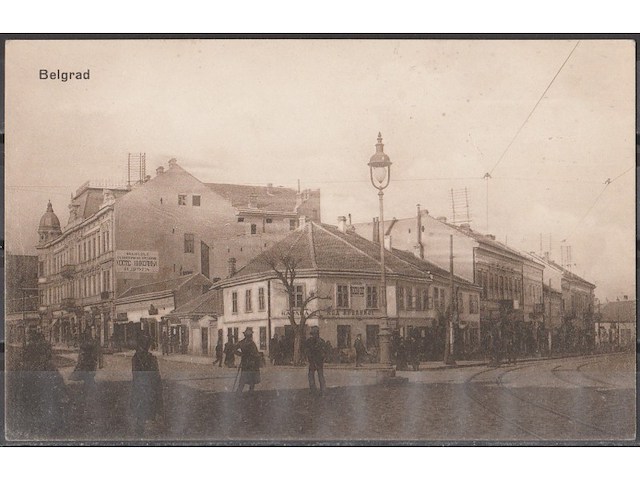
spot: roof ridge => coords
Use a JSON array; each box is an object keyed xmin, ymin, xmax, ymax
[{"xmin": 314, "ymin": 222, "xmax": 395, "ymax": 274}]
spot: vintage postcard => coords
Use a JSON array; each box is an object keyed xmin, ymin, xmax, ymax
[{"xmin": 3, "ymin": 38, "xmax": 636, "ymax": 444}]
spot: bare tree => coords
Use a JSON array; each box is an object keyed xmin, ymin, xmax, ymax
[{"xmin": 264, "ymin": 252, "xmax": 331, "ymax": 365}]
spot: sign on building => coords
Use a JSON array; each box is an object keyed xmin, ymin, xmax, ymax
[{"xmin": 115, "ymin": 250, "xmax": 159, "ymax": 273}]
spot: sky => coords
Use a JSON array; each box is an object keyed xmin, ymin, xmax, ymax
[{"xmin": 4, "ymin": 39, "xmax": 635, "ymax": 302}]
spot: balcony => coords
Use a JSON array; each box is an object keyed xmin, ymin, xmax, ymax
[
  {"xmin": 60, "ymin": 264, "xmax": 76, "ymax": 279},
  {"xmin": 61, "ymin": 297, "xmax": 76, "ymax": 311}
]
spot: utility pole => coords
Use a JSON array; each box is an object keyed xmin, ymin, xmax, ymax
[
  {"xmin": 444, "ymin": 234, "xmax": 457, "ymax": 365},
  {"xmin": 483, "ymin": 172, "xmax": 491, "ymax": 231}
]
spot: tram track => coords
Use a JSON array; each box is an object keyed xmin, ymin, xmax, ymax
[{"xmin": 463, "ymin": 358, "xmax": 619, "ymax": 439}]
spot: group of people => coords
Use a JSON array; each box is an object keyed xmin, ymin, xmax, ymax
[{"xmin": 268, "ymin": 333, "xmax": 295, "ymax": 365}]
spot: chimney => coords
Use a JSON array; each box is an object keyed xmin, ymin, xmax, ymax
[
  {"xmin": 623, "ymin": 295, "xmax": 628, "ymax": 301},
  {"xmin": 249, "ymin": 193, "xmax": 258, "ymax": 209},
  {"xmin": 460, "ymin": 223, "xmax": 471, "ymax": 230},
  {"xmin": 168, "ymin": 158, "xmax": 177, "ymax": 167},
  {"xmin": 337, "ymin": 216, "xmax": 347, "ymax": 233},
  {"xmin": 415, "ymin": 204, "xmax": 424, "ymax": 259},
  {"xmin": 372, "ymin": 217, "xmax": 380, "ymax": 244},
  {"xmin": 384, "ymin": 234, "xmax": 392, "ymax": 251},
  {"xmin": 156, "ymin": 166, "xmax": 165, "ymax": 175},
  {"xmin": 227, "ymin": 257, "xmax": 237, "ymax": 277},
  {"xmin": 437, "ymin": 216, "xmax": 447, "ymax": 223},
  {"xmin": 144, "ymin": 175, "xmax": 151, "ymax": 182},
  {"xmin": 348, "ymin": 213, "xmax": 352, "ymax": 225},
  {"xmin": 485, "ymin": 234, "xmax": 496, "ymax": 240}
]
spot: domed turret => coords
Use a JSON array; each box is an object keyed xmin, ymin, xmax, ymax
[{"xmin": 38, "ymin": 201, "xmax": 62, "ymax": 245}]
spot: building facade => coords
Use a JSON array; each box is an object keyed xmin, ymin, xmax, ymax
[
  {"xmin": 213, "ymin": 220, "xmax": 480, "ymax": 362},
  {"xmin": 353, "ymin": 208, "xmax": 544, "ymax": 354},
  {"xmin": 5, "ymin": 254, "xmax": 40, "ymax": 345},
  {"xmin": 35, "ymin": 158, "xmax": 320, "ymax": 347}
]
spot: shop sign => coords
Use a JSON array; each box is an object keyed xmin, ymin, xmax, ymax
[{"xmin": 115, "ymin": 250, "xmax": 159, "ymax": 273}]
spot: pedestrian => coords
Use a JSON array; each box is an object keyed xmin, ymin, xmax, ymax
[
  {"xmin": 269, "ymin": 333, "xmax": 280, "ymax": 365},
  {"xmin": 72, "ymin": 332, "xmax": 99, "ymax": 388},
  {"xmin": 224, "ymin": 337, "xmax": 236, "ymax": 367},
  {"xmin": 234, "ymin": 327, "xmax": 261, "ymax": 394},
  {"xmin": 131, "ymin": 334, "xmax": 164, "ymax": 436},
  {"xmin": 215, "ymin": 336, "xmax": 224, "ymax": 367},
  {"xmin": 161, "ymin": 331, "xmax": 169, "ymax": 356},
  {"xmin": 408, "ymin": 333, "xmax": 420, "ymax": 371},
  {"xmin": 396, "ymin": 337, "xmax": 408, "ymax": 370},
  {"xmin": 304, "ymin": 326, "xmax": 327, "ymax": 395},
  {"xmin": 354, "ymin": 333, "xmax": 368, "ymax": 367}
]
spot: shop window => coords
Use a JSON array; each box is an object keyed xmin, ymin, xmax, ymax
[
  {"xmin": 366, "ymin": 324, "xmax": 379, "ymax": 348},
  {"xmin": 337, "ymin": 325, "xmax": 352, "ymax": 348}
]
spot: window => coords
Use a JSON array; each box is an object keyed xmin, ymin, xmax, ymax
[
  {"xmin": 337, "ymin": 325, "xmax": 352, "ymax": 348},
  {"xmin": 245, "ymin": 289, "xmax": 253, "ymax": 312},
  {"xmin": 251, "ymin": 224, "xmax": 257, "ymax": 235},
  {"xmin": 366, "ymin": 286, "xmax": 378, "ymax": 309},
  {"xmin": 366, "ymin": 324, "xmax": 379, "ymax": 348},
  {"xmin": 415, "ymin": 289, "xmax": 422, "ymax": 310},
  {"xmin": 406, "ymin": 287, "xmax": 414, "ymax": 310},
  {"xmin": 192, "ymin": 195, "xmax": 201, "ymax": 206},
  {"xmin": 232, "ymin": 292, "xmax": 238, "ymax": 313},
  {"xmin": 293, "ymin": 285, "xmax": 304, "ymax": 308},
  {"xmin": 266, "ymin": 218, "xmax": 273, "ymax": 224},
  {"xmin": 469, "ymin": 294, "xmax": 479, "ymax": 314},
  {"xmin": 184, "ymin": 233, "xmax": 195, "ymax": 253},
  {"xmin": 397, "ymin": 286, "xmax": 405, "ymax": 311},
  {"xmin": 258, "ymin": 287, "xmax": 266, "ymax": 311},
  {"xmin": 422, "ymin": 289, "xmax": 430, "ymax": 310},
  {"xmin": 336, "ymin": 285, "xmax": 349, "ymax": 308},
  {"xmin": 178, "ymin": 194, "xmax": 187, "ymax": 205},
  {"xmin": 289, "ymin": 219, "xmax": 297, "ymax": 231},
  {"xmin": 457, "ymin": 291, "xmax": 464, "ymax": 313},
  {"xmin": 259, "ymin": 327, "xmax": 267, "ymax": 350},
  {"xmin": 237, "ymin": 217, "xmax": 244, "ymax": 223}
]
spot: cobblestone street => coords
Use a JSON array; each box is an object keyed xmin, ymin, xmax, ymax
[{"xmin": 5, "ymin": 352, "xmax": 635, "ymax": 442}]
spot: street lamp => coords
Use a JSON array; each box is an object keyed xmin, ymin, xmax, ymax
[{"xmin": 368, "ymin": 132, "xmax": 393, "ymax": 365}]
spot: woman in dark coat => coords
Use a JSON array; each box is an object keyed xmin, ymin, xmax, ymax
[
  {"xmin": 234, "ymin": 327, "xmax": 261, "ymax": 393},
  {"xmin": 131, "ymin": 335, "xmax": 164, "ymax": 435}
]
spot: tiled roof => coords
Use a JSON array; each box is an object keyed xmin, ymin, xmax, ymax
[
  {"xmin": 119, "ymin": 273, "xmax": 209, "ymax": 299},
  {"xmin": 166, "ymin": 288, "xmax": 222, "ymax": 317},
  {"xmin": 227, "ymin": 222, "xmax": 429, "ymax": 282},
  {"xmin": 600, "ymin": 300, "xmax": 636, "ymax": 324},
  {"xmin": 206, "ymin": 183, "xmax": 304, "ymax": 212},
  {"xmin": 390, "ymin": 248, "xmax": 477, "ymax": 287}
]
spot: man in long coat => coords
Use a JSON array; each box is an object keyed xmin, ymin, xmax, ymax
[
  {"xmin": 304, "ymin": 326, "xmax": 328, "ymax": 395},
  {"xmin": 234, "ymin": 328, "xmax": 261, "ymax": 393}
]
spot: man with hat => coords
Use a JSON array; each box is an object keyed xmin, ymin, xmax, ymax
[
  {"xmin": 234, "ymin": 327, "xmax": 261, "ymax": 393},
  {"xmin": 304, "ymin": 326, "xmax": 328, "ymax": 396}
]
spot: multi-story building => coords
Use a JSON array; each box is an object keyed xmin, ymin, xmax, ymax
[
  {"xmin": 35, "ymin": 158, "xmax": 320, "ymax": 347},
  {"xmin": 353, "ymin": 208, "xmax": 544, "ymax": 353},
  {"xmin": 5, "ymin": 254, "xmax": 40, "ymax": 345},
  {"xmin": 212, "ymin": 218, "xmax": 480, "ymax": 361}
]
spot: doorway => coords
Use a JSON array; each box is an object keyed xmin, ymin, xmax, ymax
[{"xmin": 201, "ymin": 327, "xmax": 209, "ymax": 355}]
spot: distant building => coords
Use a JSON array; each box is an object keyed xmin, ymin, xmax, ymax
[
  {"xmin": 5, "ymin": 254, "xmax": 39, "ymax": 344},
  {"xmin": 596, "ymin": 297, "xmax": 635, "ymax": 350},
  {"xmin": 212, "ymin": 219, "xmax": 480, "ymax": 361},
  {"xmin": 35, "ymin": 158, "xmax": 320, "ymax": 347},
  {"xmin": 353, "ymin": 208, "xmax": 544, "ymax": 354}
]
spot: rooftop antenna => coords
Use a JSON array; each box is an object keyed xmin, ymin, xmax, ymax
[
  {"xmin": 127, "ymin": 153, "xmax": 146, "ymax": 187},
  {"xmin": 450, "ymin": 187, "xmax": 472, "ymax": 226}
]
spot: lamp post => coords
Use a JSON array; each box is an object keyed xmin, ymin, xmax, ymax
[{"xmin": 368, "ymin": 132, "xmax": 393, "ymax": 365}]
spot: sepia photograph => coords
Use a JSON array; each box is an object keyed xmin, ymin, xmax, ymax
[{"xmin": 2, "ymin": 37, "xmax": 636, "ymax": 444}]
